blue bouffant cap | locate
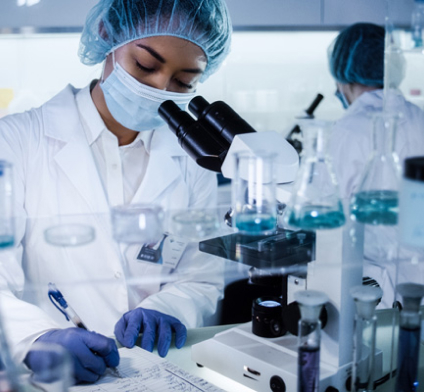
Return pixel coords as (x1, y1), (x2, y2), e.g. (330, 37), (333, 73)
(329, 23), (385, 87)
(78, 0), (232, 82)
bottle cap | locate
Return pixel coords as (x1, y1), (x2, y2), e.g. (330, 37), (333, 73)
(350, 285), (383, 319)
(404, 156), (424, 182)
(397, 283), (424, 312)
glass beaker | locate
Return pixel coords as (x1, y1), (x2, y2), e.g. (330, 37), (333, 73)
(295, 290), (328, 392)
(285, 121), (345, 230)
(350, 113), (401, 225)
(232, 151), (277, 235)
(395, 282), (424, 392)
(0, 161), (14, 249)
(350, 285), (383, 392)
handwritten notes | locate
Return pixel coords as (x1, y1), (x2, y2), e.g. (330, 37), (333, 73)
(70, 347), (225, 392)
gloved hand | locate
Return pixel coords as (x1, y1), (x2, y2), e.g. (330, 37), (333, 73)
(114, 308), (187, 357)
(25, 328), (120, 384)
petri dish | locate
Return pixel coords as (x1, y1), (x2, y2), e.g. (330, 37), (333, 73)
(171, 210), (219, 240)
(44, 224), (95, 247)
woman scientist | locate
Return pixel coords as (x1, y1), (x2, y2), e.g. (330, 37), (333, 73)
(0, 0), (231, 384)
(328, 23), (424, 307)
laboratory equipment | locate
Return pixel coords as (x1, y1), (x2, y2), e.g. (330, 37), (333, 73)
(285, 93), (324, 155)
(232, 151), (277, 235)
(0, 161), (14, 249)
(44, 223), (95, 247)
(284, 121), (345, 230)
(295, 290), (328, 392)
(252, 297), (285, 338)
(395, 282), (424, 392)
(158, 97), (299, 183)
(350, 112), (401, 225)
(350, 285), (383, 392)
(111, 204), (163, 244)
(411, 0), (424, 48)
(399, 156), (424, 248)
(193, 220), (384, 391)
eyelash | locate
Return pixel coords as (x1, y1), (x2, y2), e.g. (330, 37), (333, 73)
(135, 61), (193, 90)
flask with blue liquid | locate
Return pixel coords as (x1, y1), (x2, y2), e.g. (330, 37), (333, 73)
(285, 121), (345, 230)
(350, 113), (401, 225)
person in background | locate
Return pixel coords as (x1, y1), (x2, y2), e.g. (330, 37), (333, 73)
(0, 0), (231, 384)
(328, 22), (424, 308)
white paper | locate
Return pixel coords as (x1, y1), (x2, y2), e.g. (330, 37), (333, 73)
(70, 346), (225, 392)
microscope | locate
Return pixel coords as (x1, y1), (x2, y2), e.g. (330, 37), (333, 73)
(159, 98), (383, 391)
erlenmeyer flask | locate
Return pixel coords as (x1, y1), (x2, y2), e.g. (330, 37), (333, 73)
(350, 112), (401, 225)
(285, 121), (345, 230)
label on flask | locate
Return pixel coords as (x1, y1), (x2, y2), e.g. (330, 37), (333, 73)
(399, 178), (424, 248)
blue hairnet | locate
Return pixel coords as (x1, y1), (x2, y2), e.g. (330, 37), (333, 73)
(329, 23), (385, 87)
(78, 0), (232, 81)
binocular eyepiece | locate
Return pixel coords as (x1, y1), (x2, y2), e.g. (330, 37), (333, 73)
(158, 96), (256, 172)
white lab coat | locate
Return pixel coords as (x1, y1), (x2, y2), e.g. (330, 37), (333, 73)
(0, 84), (223, 362)
(330, 89), (424, 307)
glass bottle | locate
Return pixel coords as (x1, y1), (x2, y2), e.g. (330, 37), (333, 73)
(350, 285), (383, 392)
(285, 121), (345, 230)
(295, 290), (328, 392)
(0, 161), (14, 249)
(232, 151), (277, 235)
(350, 113), (401, 225)
(395, 283), (424, 392)
(412, 0), (424, 48)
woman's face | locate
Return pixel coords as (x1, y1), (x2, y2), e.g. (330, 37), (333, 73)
(103, 36), (207, 93)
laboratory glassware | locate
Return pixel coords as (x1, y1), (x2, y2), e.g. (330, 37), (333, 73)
(399, 156), (424, 249)
(111, 204), (164, 244)
(44, 223), (95, 247)
(0, 161), (14, 249)
(285, 121), (345, 230)
(350, 112), (401, 225)
(395, 282), (424, 392)
(170, 208), (220, 241)
(232, 151), (277, 235)
(295, 289), (328, 392)
(350, 285), (383, 392)
(411, 0), (424, 48)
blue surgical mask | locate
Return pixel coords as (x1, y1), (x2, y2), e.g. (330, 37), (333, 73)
(335, 89), (349, 110)
(100, 59), (196, 131)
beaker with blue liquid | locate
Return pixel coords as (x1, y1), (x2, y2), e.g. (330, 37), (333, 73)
(350, 113), (401, 225)
(232, 151), (277, 235)
(285, 121), (345, 230)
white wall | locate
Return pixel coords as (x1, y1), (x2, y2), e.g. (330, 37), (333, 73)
(0, 30), (346, 133)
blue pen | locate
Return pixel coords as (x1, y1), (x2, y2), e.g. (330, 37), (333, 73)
(48, 283), (123, 379)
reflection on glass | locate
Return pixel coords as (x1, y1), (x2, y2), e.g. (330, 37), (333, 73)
(170, 209), (220, 241)
(111, 204), (163, 244)
(44, 224), (95, 247)
(232, 151), (277, 235)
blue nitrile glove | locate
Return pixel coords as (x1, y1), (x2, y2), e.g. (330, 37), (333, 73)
(25, 328), (120, 384)
(114, 308), (187, 357)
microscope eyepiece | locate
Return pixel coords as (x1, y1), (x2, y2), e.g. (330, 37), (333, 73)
(188, 96), (210, 119)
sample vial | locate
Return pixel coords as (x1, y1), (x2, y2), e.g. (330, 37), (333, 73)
(0, 161), (14, 249)
(295, 290), (328, 392)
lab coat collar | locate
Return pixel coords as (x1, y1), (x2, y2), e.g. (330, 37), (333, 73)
(42, 84), (109, 213)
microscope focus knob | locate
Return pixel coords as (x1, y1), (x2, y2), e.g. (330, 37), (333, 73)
(269, 375), (286, 392)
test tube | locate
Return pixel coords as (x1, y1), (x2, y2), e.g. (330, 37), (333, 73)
(0, 161), (14, 249)
(350, 285), (383, 392)
(295, 290), (328, 392)
(395, 283), (424, 392)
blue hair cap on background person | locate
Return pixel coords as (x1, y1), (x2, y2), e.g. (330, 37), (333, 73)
(329, 23), (385, 88)
(78, 0), (232, 82)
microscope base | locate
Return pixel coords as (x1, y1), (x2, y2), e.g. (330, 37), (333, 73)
(191, 323), (383, 392)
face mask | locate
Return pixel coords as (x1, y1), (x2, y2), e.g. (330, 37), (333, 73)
(101, 59), (196, 132)
(335, 89), (349, 110)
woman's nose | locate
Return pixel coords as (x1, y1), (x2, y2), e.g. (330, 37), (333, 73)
(144, 74), (170, 91)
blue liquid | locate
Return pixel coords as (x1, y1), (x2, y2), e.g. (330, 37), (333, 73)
(288, 205), (345, 229)
(298, 346), (320, 392)
(350, 190), (398, 225)
(235, 214), (276, 234)
(396, 326), (420, 392)
(0, 235), (14, 249)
